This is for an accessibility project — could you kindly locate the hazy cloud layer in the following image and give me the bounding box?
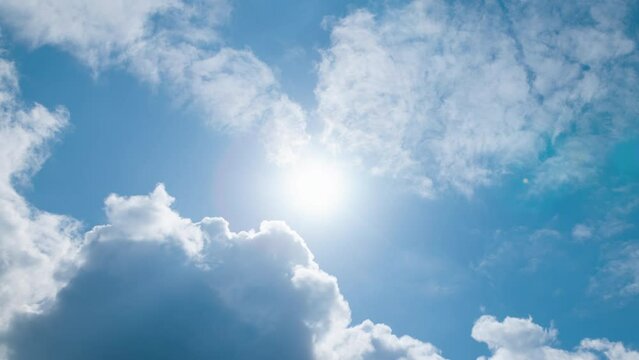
[316,0,638,196]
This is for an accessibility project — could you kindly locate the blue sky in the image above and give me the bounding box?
[0,0,638,359]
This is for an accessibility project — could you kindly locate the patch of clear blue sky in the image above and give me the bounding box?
[7,0,639,358]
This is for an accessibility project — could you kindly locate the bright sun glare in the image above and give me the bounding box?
[285,159,346,216]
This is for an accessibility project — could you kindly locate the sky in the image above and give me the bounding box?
[0,0,638,359]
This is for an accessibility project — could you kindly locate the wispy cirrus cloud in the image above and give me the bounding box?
[589,242,639,302]
[0,0,308,165]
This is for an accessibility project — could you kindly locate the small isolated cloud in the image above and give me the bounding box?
[572,224,593,241]
[316,0,639,196]
[472,315,639,360]
[5,185,445,360]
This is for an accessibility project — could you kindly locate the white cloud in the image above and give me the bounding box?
[0,56,81,355]
[0,0,308,164]
[0,0,180,69]
[0,0,235,70]
[318,320,443,360]
[123,14,310,164]
[87,184,203,256]
[580,339,639,360]
[471,315,559,357]
[3,180,638,359]
[572,224,593,241]
[316,0,638,196]
[4,0,636,190]
[472,315,639,360]
[7,185,443,360]
[125,43,309,164]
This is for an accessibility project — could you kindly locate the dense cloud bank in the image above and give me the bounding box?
[4,184,445,360]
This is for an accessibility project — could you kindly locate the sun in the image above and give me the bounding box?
[284,159,346,216]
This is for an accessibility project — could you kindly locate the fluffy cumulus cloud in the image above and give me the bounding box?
[316,0,639,196]
[0,57,82,357]
[0,0,308,164]
[5,184,444,360]
[472,315,639,360]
